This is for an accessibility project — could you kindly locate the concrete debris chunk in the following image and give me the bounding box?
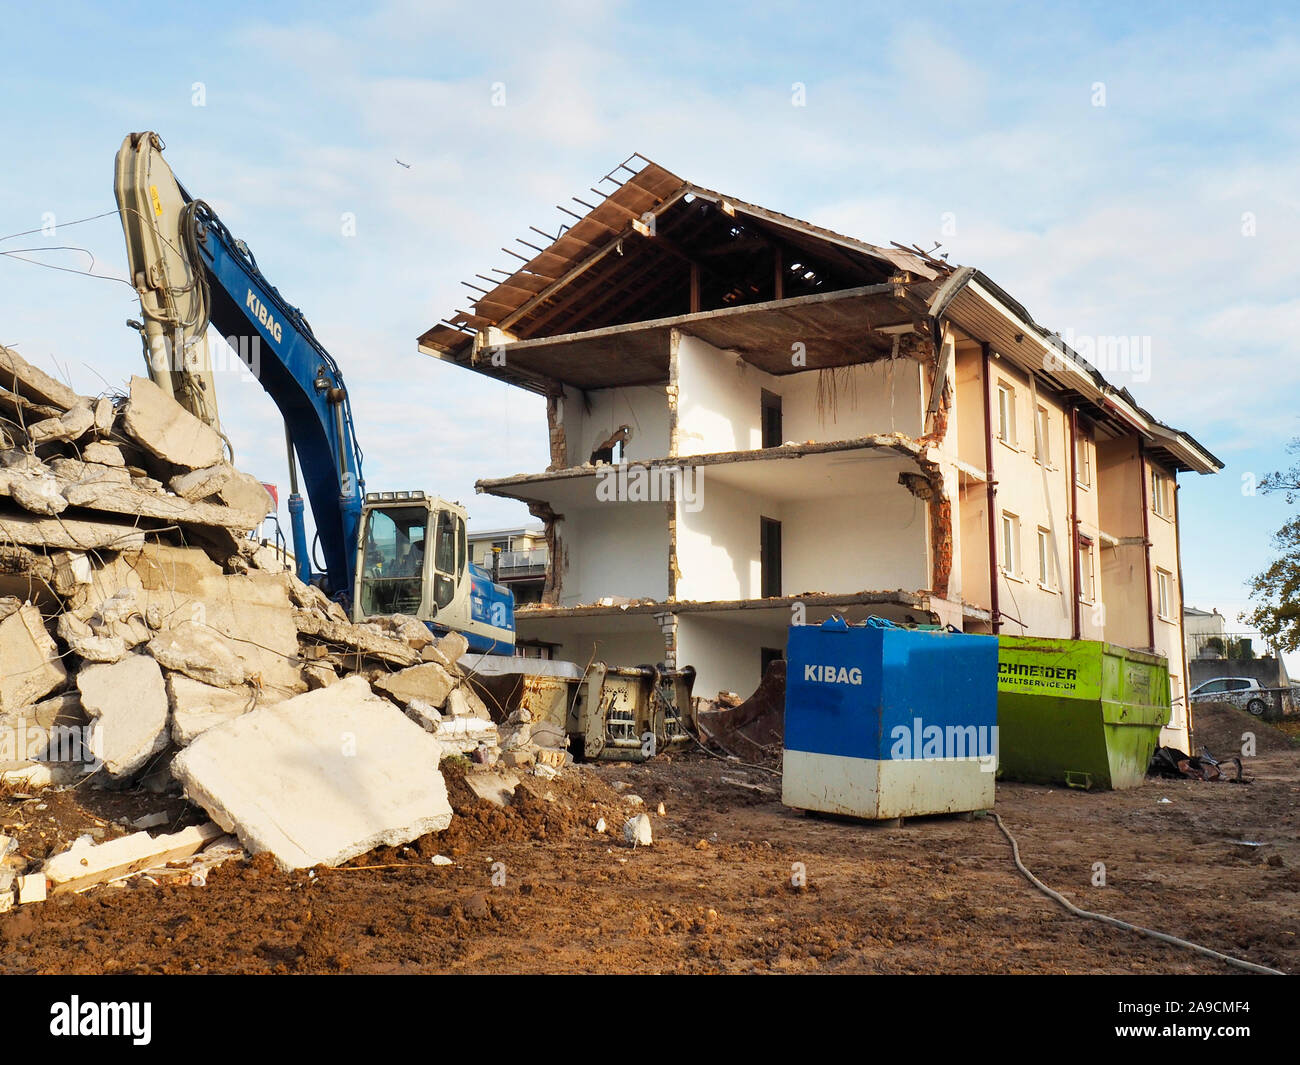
[624,814,653,847]
[28,404,94,444]
[76,654,169,778]
[57,612,127,663]
[17,872,46,904]
[463,770,519,807]
[83,443,125,471]
[9,469,68,515]
[121,375,225,470]
[432,715,498,754]
[166,674,255,746]
[373,661,455,709]
[434,631,469,665]
[92,396,115,434]
[148,621,247,688]
[214,468,274,522]
[444,686,491,722]
[0,603,68,712]
[169,463,234,502]
[402,697,443,732]
[302,662,337,690]
[0,761,84,788]
[44,823,223,894]
[392,617,434,650]
[172,676,452,871]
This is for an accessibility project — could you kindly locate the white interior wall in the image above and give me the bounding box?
[781,486,928,594]
[675,334,773,454]
[559,384,670,465]
[780,359,924,441]
[676,613,787,702]
[675,478,780,601]
[558,504,669,606]
[675,333,926,457]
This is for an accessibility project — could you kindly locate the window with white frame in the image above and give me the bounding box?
[1151,468,1171,518]
[1075,434,1091,487]
[1001,511,1020,577]
[1037,527,1054,588]
[997,382,1016,446]
[1156,568,1173,619]
[1035,406,1050,464]
[1078,539,1096,603]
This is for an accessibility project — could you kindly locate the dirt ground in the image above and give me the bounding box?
[1,702,1296,975]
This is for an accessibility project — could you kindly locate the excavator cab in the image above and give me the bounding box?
[354,492,515,654]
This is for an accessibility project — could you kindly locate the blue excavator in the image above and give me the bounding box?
[112,131,515,654]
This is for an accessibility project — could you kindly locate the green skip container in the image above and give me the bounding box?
[996,636,1171,790]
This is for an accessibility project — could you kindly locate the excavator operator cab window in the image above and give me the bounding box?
[359,506,427,617]
[433,509,457,610]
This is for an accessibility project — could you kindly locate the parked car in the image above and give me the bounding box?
[1189,677,1270,716]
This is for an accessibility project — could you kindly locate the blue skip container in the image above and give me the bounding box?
[782,617,998,819]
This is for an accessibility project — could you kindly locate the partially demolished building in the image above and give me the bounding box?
[420,157,1220,747]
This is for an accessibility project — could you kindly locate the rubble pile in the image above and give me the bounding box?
[0,345,551,908]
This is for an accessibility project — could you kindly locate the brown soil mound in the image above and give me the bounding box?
[1192,702,1297,757]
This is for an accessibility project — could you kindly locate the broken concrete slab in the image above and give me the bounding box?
[172,675,452,871]
[166,674,255,746]
[167,677,254,744]
[91,546,305,697]
[432,715,498,754]
[403,698,442,732]
[0,510,147,551]
[373,662,455,710]
[44,822,223,894]
[148,622,247,688]
[294,610,420,667]
[61,478,269,531]
[214,468,273,522]
[392,616,434,650]
[463,770,519,807]
[121,375,225,470]
[76,654,169,778]
[0,602,68,712]
[0,345,82,411]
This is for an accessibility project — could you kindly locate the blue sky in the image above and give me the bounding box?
[1,0,1297,646]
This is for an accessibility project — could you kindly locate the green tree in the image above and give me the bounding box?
[1245,441,1300,650]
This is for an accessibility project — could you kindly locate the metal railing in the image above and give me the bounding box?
[496,548,547,574]
[1186,630,1281,660]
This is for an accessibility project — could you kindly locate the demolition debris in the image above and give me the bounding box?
[0,345,568,907]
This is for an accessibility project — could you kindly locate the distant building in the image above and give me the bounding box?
[467,524,547,606]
